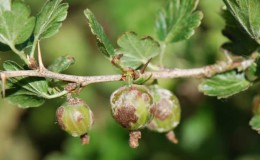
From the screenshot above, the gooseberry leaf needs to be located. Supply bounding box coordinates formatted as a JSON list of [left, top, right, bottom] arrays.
[[48, 55, 75, 73], [84, 9, 115, 58], [0, 1, 35, 46], [249, 114, 260, 131], [115, 32, 160, 69], [4, 89, 45, 108], [198, 71, 251, 99], [223, 0, 260, 40], [34, 0, 68, 40], [156, 0, 203, 43], [222, 10, 259, 55], [3, 60, 49, 97]]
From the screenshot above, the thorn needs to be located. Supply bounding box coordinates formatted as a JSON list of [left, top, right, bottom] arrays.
[[0, 73, 6, 98], [37, 40, 45, 71], [141, 58, 152, 74]]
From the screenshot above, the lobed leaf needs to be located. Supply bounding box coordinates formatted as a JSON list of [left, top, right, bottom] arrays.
[[48, 55, 75, 73], [198, 71, 251, 99], [249, 114, 260, 131], [155, 0, 203, 43], [223, 0, 260, 40], [115, 32, 161, 69], [34, 0, 68, 40], [84, 9, 115, 58], [222, 10, 259, 56], [0, 1, 35, 46]]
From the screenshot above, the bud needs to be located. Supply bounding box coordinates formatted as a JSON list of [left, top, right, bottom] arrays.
[[56, 98, 94, 144], [147, 85, 181, 143]]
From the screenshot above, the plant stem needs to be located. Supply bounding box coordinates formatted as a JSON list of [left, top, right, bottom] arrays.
[[0, 58, 255, 86], [9, 44, 30, 65]]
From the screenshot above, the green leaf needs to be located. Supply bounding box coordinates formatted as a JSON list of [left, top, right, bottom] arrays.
[[198, 71, 251, 99], [155, 0, 203, 43], [3, 60, 49, 96], [34, 0, 68, 39], [115, 32, 161, 69], [0, 1, 35, 45], [249, 114, 260, 131], [84, 9, 115, 58], [48, 55, 75, 73], [222, 10, 259, 55], [4, 89, 45, 108], [223, 0, 260, 40]]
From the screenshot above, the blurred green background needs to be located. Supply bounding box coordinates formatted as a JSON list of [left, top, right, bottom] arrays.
[[1, 0, 260, 160]]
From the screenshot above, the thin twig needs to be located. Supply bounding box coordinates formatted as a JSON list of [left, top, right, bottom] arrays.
[[0, 58, 255, 87]]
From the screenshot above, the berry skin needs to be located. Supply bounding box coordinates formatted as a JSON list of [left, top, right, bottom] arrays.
[[147, 85, 181, 137], [56, 98, 94, 144], [110, 84, 153, 130]]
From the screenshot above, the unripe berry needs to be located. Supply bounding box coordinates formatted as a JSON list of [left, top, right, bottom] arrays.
[[56, 98, 94, 144], [147, 85, 181, 143], [110, 84, 153, 130]]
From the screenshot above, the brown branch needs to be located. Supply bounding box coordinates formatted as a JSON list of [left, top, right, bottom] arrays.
[[0, 59, 255, 86]]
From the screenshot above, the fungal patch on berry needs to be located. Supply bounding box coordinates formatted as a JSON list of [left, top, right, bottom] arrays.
[[114, 105, 138, 128], [150, 99, 172, 120], [110, 85, 153, 131]]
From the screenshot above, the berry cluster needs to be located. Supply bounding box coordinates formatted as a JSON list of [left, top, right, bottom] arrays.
[[56, 84, 181, 148]]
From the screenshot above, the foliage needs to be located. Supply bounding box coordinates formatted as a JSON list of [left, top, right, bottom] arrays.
[[1, 0, 260, 159]]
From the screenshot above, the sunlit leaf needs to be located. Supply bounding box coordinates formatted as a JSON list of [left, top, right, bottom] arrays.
[[198, 71, 251, 99], [115, 32, 160, 69], [0, 1, 35, 45], [155, 0, 203, 43], [223, 0, 260, 40], [34, 0, 68, 39], [84, 9, 115, 58]]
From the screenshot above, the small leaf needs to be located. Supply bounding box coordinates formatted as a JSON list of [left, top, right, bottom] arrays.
[[84, 9, 115, 58], [249, 114, 260, 131], [155, 0, 203, 43], [48, 55, 75, 73], [115, 32, 161, 69], [3, 60, 49, 96], [223, 0, 260, 40], [34, 0, 68, 39], [222, 10, 259, 55], [0, 1, 35, 45], [198, 71, 251, 99]]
